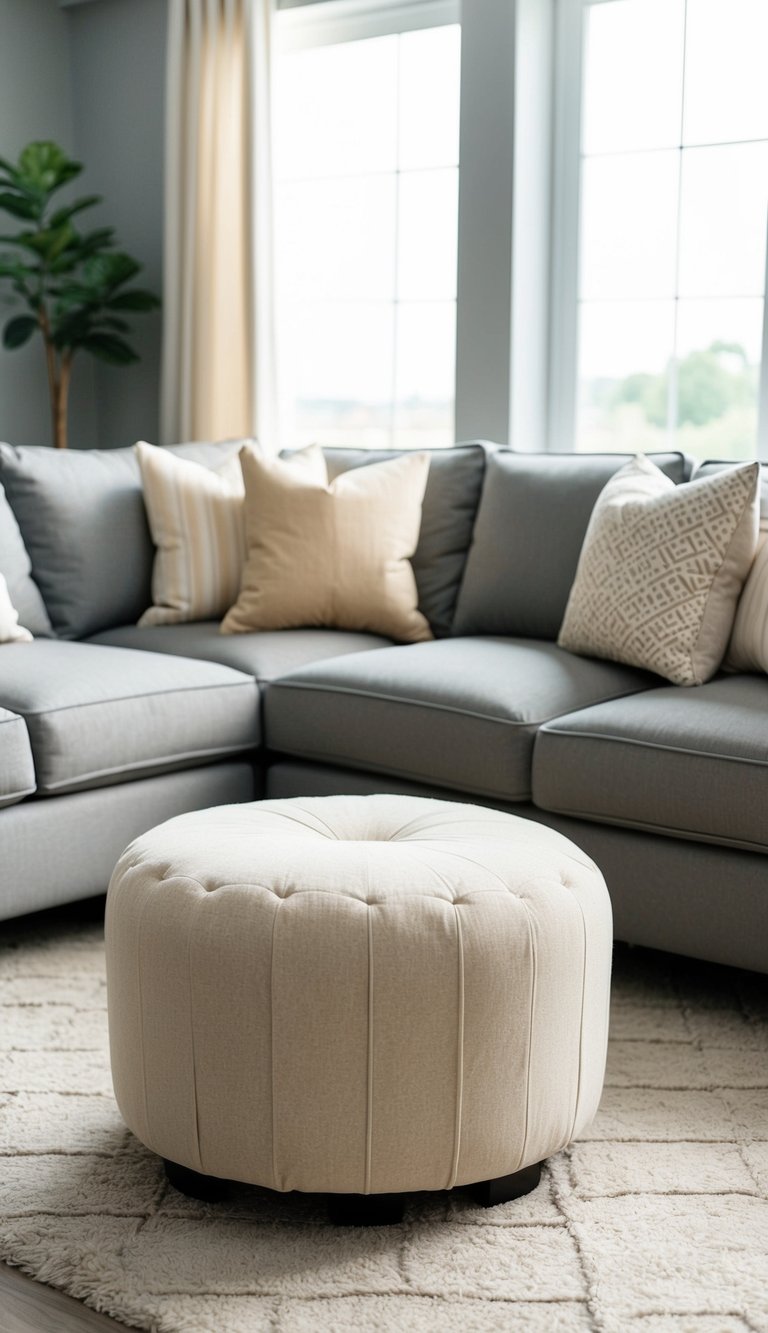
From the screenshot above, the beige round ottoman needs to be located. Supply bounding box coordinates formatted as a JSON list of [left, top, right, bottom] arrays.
[[106, 795, 611, 1222]]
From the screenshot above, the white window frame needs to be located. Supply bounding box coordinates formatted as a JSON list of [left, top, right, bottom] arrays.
[[549, 0, 768, 461], [277, 0, 459, 50]]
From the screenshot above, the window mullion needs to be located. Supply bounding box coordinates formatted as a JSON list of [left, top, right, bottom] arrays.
[[546, 0, 584, 451], [757, 216, 768, 461]]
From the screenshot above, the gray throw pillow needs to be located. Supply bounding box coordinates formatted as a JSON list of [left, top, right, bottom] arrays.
[[0, 441, 243, 640], [453, 450, 691, 641]]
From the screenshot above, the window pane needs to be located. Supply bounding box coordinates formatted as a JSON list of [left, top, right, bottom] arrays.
[[275, 23, 459, 449], [397, 168, 458, 301], [394, 302, 456, 447], [399, 25, 461, 170], [277, 176, 396, 302], [275, 36, 397, 179], [580, 152, 678, 300], [673, 298, 762, 459], [683, 0, 768, 147], [582, 0, 684, 155], [678, 142, 768, 298], [279, 301, 394, 447], [575, 300, 676, 452]]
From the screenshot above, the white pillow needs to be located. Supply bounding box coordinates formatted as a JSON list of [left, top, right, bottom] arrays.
[[558, 455, 760, 686], [0, 573, 32, 643]]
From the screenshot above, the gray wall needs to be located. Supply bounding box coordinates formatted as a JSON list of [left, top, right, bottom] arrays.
[[0, 0, 98, 448], [68, 0, 167, 448], [0, 0, 167, 450]]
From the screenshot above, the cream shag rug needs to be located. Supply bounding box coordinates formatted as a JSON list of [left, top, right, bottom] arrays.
[[1, 901, 767, 1333]]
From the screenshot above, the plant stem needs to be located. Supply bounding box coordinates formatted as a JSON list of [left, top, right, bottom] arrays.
[[38, 306, 68, 449], [57, 351, 72, 451]]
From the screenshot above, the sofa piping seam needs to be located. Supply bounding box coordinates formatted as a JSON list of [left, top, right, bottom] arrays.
[[268, 681, 646, 728], [10, 678, 256, 719], [534, 802, 768, 855], [35, 740, 256, 794], [538, 725, 768, 769]]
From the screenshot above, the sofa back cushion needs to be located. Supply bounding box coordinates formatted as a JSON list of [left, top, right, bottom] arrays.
[[0, 441, 243, 640], [452, 450, 690, 641], [323, 443, 487, 637], [0, 481, 52, 637]]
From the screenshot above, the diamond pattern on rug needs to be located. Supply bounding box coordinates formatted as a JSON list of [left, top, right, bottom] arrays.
[[0, 905, 767, 1333]]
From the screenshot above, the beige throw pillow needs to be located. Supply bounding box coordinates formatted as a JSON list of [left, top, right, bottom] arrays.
[[0, 572, 32, 643], [558, 454, 760, 686], [221, 446, 433, 643]]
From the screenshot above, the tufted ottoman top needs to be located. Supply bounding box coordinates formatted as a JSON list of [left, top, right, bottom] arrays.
[[106, 795, 612, 1195]]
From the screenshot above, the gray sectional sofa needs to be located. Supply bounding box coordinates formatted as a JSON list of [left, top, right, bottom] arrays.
[[1, 440, 766, 974]]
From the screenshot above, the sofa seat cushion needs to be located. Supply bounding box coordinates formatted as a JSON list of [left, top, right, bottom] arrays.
[[90, 623, 392, 684], [0, 641, 259, 795], [533, 675, 768, 853], [265, 638, 653, 802], [0, 707, 35, 808]]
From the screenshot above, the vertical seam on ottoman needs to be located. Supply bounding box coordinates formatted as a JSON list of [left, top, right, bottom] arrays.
[[270, 898, 284, 1192], [447, 904, 465, 1190], [136, 892, 151, 1151], [517, 900, 537, 1172], [365, 909, 374, 1196], [187, 898, 203, 1172], [568, 894, 590, 1146]]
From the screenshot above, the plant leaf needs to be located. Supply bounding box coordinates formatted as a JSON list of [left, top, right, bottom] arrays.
[[82, 332, 139, 364], [97, 315, 130, 333], [0, 192, 40, 221], [81, 252, 141, 296], [17, 142, 82, 197], [50, 195, 102, 229], [3, 314, 37, 349], [73, 228, 117, 261], [107, 288, 161, 312]]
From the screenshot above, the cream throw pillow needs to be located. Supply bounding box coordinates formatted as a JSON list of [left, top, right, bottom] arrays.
[[136, 441, 246, 626], [0, 573, 32, 643], [221, 446, 433, 643], [727, 469, 768, 673], [558, 454, 760, 686]]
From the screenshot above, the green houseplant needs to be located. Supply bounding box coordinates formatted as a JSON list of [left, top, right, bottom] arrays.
[[0, 141, 159, 449]]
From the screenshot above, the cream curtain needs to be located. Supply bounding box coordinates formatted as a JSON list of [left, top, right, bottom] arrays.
[[161, 0, 278, 446]]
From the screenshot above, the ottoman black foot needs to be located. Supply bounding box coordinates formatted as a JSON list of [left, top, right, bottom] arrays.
[[468, 1160, 542, 1207], [163, 1158, 230, 1202], [327, 1193, 405, 1227]]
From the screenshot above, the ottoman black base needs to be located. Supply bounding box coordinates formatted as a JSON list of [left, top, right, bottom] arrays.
[[163, 1157, 544, 1224]]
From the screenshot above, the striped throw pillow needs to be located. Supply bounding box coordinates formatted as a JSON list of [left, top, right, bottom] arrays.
[[136, 440, 247, 627]]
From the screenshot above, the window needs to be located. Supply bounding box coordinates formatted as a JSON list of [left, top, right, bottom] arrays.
[[274, 8, 460, 450], [560, 0, 768, 460]]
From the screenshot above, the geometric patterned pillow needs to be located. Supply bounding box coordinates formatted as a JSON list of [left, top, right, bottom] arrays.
[[558, 455, 760, 686]]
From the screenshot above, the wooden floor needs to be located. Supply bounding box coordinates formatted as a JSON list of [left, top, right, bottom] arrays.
[[0, 1261, 125, 1332]]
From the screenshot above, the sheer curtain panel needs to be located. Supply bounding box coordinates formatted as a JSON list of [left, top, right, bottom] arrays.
[[162, 0, 278, 446]]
